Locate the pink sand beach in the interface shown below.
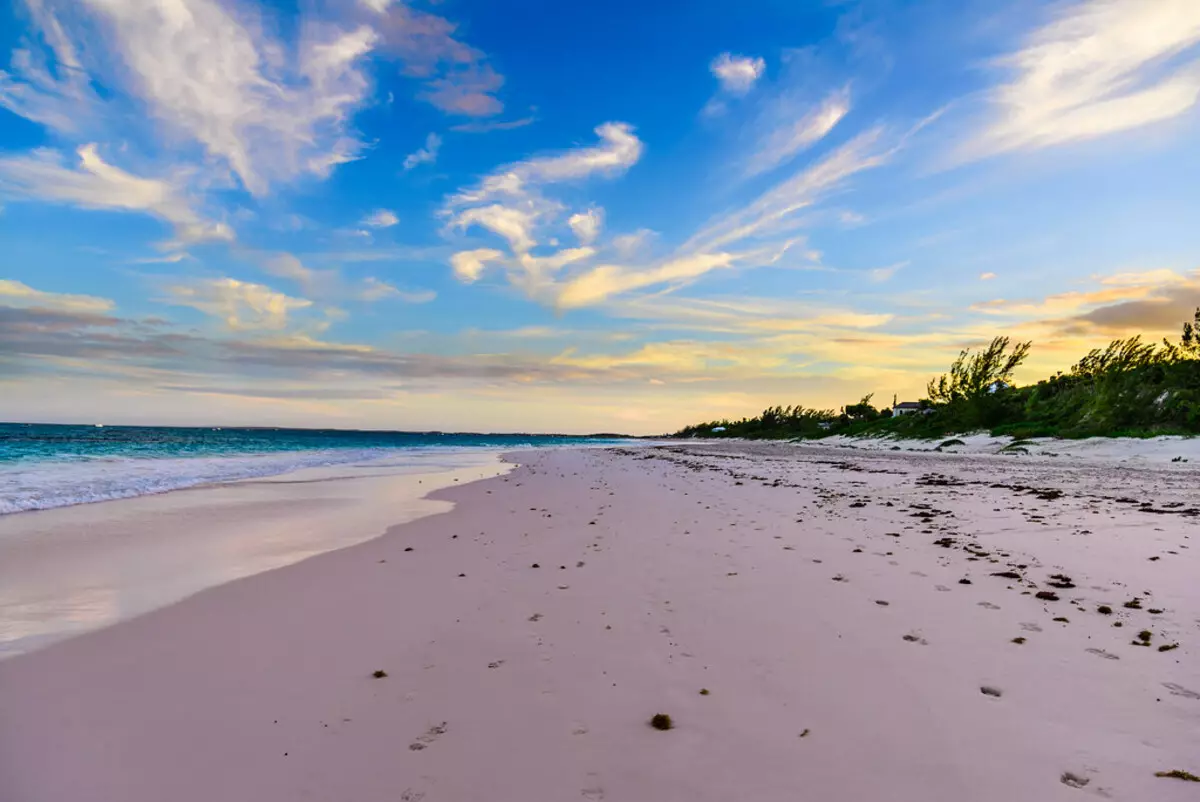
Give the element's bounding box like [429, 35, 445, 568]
[1, 443, 1198, 801]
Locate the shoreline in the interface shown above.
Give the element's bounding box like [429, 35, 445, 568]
[1, 443, 1197, 801]
[0, 449, 512, 658]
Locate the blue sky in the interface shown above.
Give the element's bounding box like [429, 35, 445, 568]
[2, 0, 1199, 433]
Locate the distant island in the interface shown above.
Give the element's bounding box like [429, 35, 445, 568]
[676, 308, 1200, 441]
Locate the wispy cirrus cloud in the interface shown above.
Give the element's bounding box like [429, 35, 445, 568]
[450, 115, 536, 134]
[440, 115, 895, 310]
[161, 277, 313, 331]
[0, 0, 97, 134]
[0, 144, 233, 245]
[0, 279, 114, 313]
[744, 86, 852, 177]
[1, 0, 503, 216]
[0, 0, 381, 196]
[402, 133, 442, 170]
[684, 126, 893, 254]
[962, 0, 1200, 161]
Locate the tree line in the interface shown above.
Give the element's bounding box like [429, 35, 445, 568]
[674, 308, 1200, 440]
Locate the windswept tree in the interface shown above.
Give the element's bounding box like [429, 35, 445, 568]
[1071, 336, 1161, 378]
[927, 337, 1032, 404]
[1180, 307, 1200, 357]
[843, 393, 879, 421]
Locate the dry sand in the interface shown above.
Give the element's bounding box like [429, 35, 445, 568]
[1, 442, 1197, 801]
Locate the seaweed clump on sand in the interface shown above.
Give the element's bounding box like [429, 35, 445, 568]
[650, 713, 674, 731]
[1155, 770, 1200, 782]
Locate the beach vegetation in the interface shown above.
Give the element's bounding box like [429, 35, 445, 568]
[674, 310, 1200, 440]
[1155, 770, 1200, 781]
[650, 713, 674, 730]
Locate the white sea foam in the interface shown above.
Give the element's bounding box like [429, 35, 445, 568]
[0, 449, 404, 515]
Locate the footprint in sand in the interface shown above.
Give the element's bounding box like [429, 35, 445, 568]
[1020, 622, 1043, 632]
[977, 601, 1001, 610]
[1060, 772, 1090, 788]
[1163, 682, 1200, 700]
[409, 722, 448, 751]
[935, 584, 951, 592]
[1085, 648, 1119, 660]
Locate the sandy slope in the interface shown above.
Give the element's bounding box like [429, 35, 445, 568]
[0, 443, 1197, 801]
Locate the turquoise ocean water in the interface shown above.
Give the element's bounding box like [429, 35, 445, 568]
[0, 423, 627, 514]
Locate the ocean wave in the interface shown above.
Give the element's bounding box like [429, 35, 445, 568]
[0, 449, 403, 515]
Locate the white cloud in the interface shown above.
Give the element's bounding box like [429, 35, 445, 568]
[0, 144, 233, 244]
[361, 209, 400, 228]
[450, 122, 643, 208]
[439, 115, 894, 309]
[964, 0, 1200, 160]
[568, 207, 604, 245]
[163, 278, 312, 331]
[556, 253, 740, 310]
[403, 133, 442, 170]
[0, 278, 114, 312]
[441, 123, 645, 297]
[534, 127, 898, 308]
[745, 86, 851, 177]
[0, 1, 96, 134]
[450, 248, 506, 282]
[452, 204, 539, 253]
[980, 272, 997, 281]
[2, 0, 380, 196]
[711, 53, 766, 95]
[443, 122, 641, 257]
